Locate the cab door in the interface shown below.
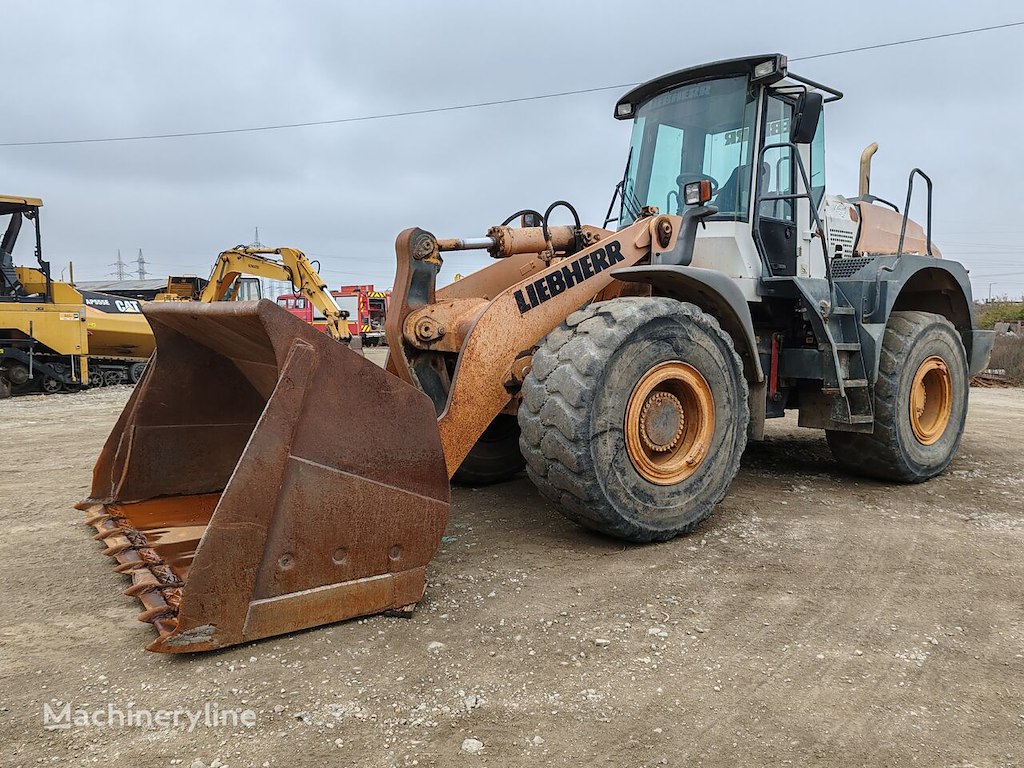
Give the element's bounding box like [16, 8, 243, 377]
[757, 94, 798, 276]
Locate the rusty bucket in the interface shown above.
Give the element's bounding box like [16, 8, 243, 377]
[77, 300, 449, 653]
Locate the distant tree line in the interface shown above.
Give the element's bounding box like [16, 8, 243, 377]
[975, 301, 1024, 330]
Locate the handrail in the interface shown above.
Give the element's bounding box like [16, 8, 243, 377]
[897, 168, 933, 257]
[603, 180, 623, 228]
[751, 140, 832, 289]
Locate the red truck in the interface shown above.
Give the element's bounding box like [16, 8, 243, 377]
[276, 283, 390, 346]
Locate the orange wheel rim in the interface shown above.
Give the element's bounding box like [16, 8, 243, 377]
[624, 361, 715, 485]
[909, 355, 952, 445]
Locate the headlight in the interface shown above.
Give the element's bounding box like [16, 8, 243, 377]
[683, 180, 713, 206]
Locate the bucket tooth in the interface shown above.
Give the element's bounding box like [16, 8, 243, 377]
[124, 583, 159, 597]
[138, 605, 177, 624]
[79, 300, 449, 653]
[92, 527, 125, 541]
[102, 537, 134, 557]
[112, 560, 146, 574]
[124, 569, 164, 596]
[85, 511, 112, 526]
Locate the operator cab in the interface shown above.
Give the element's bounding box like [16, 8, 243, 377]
[225, 276, 263, 301]
[614, 55, 839, 297]
[0, 195, 48, 302]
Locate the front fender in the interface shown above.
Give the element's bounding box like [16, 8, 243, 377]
[612, 265, 763, 383]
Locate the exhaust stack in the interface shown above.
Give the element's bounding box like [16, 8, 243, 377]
[859, 142, 879, 197]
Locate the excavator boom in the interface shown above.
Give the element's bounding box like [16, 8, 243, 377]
[201, 246, 351, 341]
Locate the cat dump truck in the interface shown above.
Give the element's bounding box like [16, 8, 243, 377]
[0, 195, 154, 396]
[79, 54, 993, 652]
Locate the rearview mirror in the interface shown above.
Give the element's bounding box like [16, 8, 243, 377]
[790, 91, 823, 144]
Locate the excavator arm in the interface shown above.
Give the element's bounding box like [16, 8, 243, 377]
[200, 246, 351, 341]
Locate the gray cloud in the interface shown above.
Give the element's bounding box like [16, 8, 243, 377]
[4, 1, 1022, 297]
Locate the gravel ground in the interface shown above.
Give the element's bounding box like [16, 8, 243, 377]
[0, 379, 1021, 767]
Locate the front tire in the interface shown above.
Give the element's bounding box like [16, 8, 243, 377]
[519, 297, 748, 542]
[826, 310, 968, 482]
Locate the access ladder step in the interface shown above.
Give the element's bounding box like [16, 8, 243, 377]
[821, 379, 869, 395]
[847, 414, 875, 424]
[833, 342, 862, 351]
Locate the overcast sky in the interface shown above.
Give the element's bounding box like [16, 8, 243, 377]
[4, 1, 1023, 300]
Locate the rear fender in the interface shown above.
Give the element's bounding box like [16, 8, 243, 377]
[835, 256, 994, 377]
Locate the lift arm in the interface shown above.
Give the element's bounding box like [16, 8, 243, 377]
[200, 246, 351, 341]
[386, 214, 681, 475]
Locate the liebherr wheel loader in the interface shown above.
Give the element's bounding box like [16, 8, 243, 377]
[79, 54, 993, 652]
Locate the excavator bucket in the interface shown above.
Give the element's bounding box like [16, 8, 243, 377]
[77, 300, 449, 653]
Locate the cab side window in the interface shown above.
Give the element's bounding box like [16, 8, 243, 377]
[761, 95, 794, 222]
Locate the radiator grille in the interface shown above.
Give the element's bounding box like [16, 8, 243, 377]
[831, 257, 873, 279]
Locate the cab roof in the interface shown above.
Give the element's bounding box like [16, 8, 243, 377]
[0, 194, 43, 215]
[614, 54, 841, 119]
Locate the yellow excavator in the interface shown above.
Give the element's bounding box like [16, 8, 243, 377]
[200, 246, 351, 342]
[158, 246, 351, 342]
[79, 54, 992, 653]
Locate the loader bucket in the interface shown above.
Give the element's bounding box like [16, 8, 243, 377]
[76, 300, 449, 653]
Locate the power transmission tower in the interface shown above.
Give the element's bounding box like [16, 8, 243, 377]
[110, 249, 129, 280]
[250, 228, 274, 298]
[136, 248, 148, 280]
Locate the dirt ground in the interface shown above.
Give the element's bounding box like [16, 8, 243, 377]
[1, 374, 1022, 767]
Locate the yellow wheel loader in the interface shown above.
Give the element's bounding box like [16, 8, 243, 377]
[79, 54, 994, 653]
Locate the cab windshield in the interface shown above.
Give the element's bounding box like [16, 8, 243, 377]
[620, 76, 758, 226]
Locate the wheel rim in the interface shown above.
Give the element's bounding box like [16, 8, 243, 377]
[624, 361, 715, 485]
[909, 355, 952, 445]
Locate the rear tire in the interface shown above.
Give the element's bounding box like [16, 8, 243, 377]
[0, 376, 11, 399]
[519, 297, 748, 542]
[451, 414, 526, 486]
[826, 311, 968, 482]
